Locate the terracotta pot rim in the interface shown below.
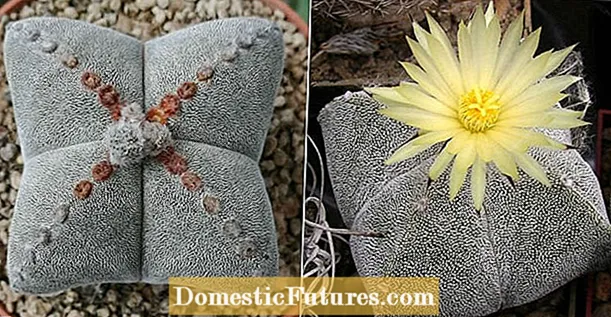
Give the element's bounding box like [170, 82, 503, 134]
[0, 303, 8, 316]
[0, 0, 309, 37]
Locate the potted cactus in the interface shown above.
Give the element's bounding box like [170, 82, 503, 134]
[315, 2, 611, 316]
[0, 0, 308, 315]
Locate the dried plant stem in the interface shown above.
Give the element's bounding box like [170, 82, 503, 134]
[524, 0, 532, 34]
[304, 219, 384, 237]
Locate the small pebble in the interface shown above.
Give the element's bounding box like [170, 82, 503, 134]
[0, 0, 308, 308]
[9, 171, 20, 189]
[66, 310, 83, 317]
[109, 0, 122, 11]
[136, 0, 156, 11]
[0, 143, 17, 161]
[152, 7, 166, 24]
[158, 94, 180, 116]
[126, 292, 143, 308]
[64, 7, 78, 19]
[19, 6, 35, 19]
[96, 308, 110, 317]
[594, 303, 611, 317]
[157, 0, 169, 9]
[560, 174, 574, 188]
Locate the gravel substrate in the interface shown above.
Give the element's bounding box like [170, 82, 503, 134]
[0, 0, 306, 315]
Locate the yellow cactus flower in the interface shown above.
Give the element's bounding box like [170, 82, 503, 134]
[366, 3, 586, 211]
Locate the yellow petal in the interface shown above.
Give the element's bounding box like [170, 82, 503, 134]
[494, 28, 541, 94]
[385, 129, 461, 166]
[496, 112, 553, 128]
[424, 12, 464, 95]
[469, 5, 487, 86]
[507, 75, 581, 107]
[368, 88, 413, 109]
[457, 21, 476, 89]
[425, 11, 455, 52]
[499, 50, 552, 104]
[446, 130, 472, 154]
[378, 107, 462, 131]
[412, 23, 430, 52]
[385, 143, 429, 165]
[411, 129, 462, 147]
[395, 82, 456, 117]
[429, 146, 455, 180]
[470, 2, 501, 90]
[484, 1, 495, 25]
[406, 37, 457, 99]
[495, 127, 567, 150]
[544, 108, 589, 129]
[514, 153, 551, 186]
[400, 62, 457, 107]
[369, 86, 454, 117]
[490, 145, 519, 180]
[471, 158, 486, 211]
[486, 128, 529, 153]
[491, 11, 524, 86]
[475, 133, 494, 162]
[479, 15, 501, 89]
[542, 44, 577, 78]
[500, 92, 567, 118]
[366, 87, 401, 101]
[425, 32, 464, 95]
[449, 136, 476, 199]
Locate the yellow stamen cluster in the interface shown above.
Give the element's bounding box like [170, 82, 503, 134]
[458, 88, 501, 133]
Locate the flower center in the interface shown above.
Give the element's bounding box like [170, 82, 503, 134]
[458, 88, 501, 133]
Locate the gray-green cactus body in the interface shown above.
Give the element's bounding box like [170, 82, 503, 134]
[318, 91, 611, 316]
[5, 16, 283, 294]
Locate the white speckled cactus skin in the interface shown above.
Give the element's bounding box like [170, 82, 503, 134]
[4, 17, 283, 294]
[318, 91, 611, 316]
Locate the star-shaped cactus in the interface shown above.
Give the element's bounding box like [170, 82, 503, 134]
[4, 17, 284, 294]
